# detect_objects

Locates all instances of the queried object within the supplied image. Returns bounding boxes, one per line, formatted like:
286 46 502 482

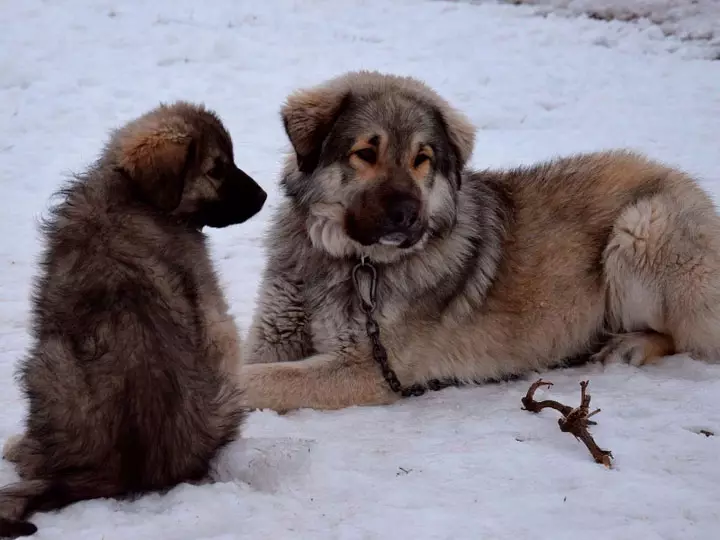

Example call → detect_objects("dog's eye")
414 154 430 168
207 159 225 179
354 148 377 165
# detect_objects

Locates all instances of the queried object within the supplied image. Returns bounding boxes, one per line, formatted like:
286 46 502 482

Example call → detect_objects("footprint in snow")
210 437 316 493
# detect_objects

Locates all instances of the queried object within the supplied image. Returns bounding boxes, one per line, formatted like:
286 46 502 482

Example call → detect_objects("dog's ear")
441 107 475 169
116 128 196 211
433 106 475 189
281 86 350 174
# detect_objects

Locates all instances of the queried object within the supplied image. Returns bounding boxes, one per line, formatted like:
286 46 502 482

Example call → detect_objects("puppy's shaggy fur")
0 102 267 537
242 70 720 412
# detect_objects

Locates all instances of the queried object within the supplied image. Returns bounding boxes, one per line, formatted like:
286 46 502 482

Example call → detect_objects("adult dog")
242 70 720 412
0 102 267 537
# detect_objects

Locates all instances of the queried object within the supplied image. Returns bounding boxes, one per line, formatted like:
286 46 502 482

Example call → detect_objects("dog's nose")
257 187 268 206
386 197 420 229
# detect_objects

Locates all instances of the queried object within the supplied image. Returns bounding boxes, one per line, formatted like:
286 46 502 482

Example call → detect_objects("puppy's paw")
3 434 25 462
593 332 674 367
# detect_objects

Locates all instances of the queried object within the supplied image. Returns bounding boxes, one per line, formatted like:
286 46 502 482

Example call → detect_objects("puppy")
241 70 720 412
0 101 267 537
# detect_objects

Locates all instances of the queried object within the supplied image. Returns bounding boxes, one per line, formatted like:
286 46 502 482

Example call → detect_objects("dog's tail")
0 474 121 538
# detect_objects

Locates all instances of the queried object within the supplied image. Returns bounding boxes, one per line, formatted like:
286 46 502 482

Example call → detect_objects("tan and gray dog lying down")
0 102 267 537
242 70 720 412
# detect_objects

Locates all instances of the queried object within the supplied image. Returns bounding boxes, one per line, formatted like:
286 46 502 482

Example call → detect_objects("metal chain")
352 256 456 398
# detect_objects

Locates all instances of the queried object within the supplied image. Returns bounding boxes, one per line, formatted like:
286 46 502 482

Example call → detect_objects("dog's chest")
303 263 406 354
305 271 361 353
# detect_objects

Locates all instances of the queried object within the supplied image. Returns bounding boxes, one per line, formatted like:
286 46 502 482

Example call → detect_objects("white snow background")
477 0 720 59
1 0 719 538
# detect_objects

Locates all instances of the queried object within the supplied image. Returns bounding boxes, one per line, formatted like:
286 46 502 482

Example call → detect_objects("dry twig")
522 379 613 468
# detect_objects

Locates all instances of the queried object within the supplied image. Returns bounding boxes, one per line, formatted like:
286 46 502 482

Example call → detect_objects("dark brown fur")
0 102 267 537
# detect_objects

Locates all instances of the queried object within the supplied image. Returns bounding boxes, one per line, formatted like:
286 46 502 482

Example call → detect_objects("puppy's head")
280 71 475 261
110 101 267 229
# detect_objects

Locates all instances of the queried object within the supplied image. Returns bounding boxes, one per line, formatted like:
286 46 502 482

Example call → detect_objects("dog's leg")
592 331 675 366
2 435 43 480
207 314 243 377
244 274 313 365
199 283 246 377
2 435 25 464
239 353 398 411
604 193 720 364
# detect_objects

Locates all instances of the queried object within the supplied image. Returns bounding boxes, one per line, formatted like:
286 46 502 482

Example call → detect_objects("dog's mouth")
377 228 426 249
344 189 427 250
378 232 408 246
190 192 266 229
193 175 267 229
345 219 427 250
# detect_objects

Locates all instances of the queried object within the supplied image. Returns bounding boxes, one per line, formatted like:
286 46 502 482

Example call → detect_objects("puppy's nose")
386 197 420 229
257 187 268 206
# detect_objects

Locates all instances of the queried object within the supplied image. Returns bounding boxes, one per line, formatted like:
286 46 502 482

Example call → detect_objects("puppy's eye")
354 148 377 165
207 159 225 179
414 154 430 168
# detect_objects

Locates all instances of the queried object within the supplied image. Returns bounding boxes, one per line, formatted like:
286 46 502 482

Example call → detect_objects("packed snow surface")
1 0 719 538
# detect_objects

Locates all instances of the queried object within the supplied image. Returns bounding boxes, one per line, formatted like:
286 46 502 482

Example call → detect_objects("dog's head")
110 101 267 229
280 71 475 261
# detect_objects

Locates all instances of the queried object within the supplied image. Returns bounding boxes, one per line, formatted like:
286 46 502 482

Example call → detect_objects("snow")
464 0 720 59
1 0 719 538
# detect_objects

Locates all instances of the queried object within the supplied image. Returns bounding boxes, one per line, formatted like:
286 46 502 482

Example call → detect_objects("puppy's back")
0 102 251 537
25 172 239 479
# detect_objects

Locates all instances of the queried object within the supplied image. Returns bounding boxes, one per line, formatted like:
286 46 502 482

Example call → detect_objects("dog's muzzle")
345 188 426 249
196 165 267 229
377 196 425 248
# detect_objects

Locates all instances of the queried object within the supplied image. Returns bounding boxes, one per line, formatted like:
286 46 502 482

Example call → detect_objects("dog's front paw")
2 434 25 462
592 332 674 367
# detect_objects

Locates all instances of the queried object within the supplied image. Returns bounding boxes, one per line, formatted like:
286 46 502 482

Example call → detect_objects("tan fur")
281 70 475 173
117 126 191 175
347 131 435 187
282 86 349 159
242 71 720 412
284 70 478 165
2 436 25 466
0 102 266 537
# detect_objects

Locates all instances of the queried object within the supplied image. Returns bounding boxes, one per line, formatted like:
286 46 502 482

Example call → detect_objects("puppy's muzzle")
197 165 267 229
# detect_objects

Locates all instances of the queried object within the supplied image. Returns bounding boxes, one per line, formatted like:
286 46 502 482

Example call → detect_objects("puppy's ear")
281 85 350 174
117 129 196 211
433 106 475 189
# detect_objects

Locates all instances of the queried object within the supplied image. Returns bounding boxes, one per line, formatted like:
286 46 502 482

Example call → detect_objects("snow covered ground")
1 0 719 538
477 0 720 59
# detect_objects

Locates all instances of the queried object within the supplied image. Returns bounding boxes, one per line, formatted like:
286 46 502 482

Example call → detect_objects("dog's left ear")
117 129 196 212
281 85 350 174
433 106 475 188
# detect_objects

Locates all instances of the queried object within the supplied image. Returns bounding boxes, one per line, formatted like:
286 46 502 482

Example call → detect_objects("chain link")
352 256 454 398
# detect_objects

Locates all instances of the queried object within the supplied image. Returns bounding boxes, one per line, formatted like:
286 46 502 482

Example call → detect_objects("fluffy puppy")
0 101 267 537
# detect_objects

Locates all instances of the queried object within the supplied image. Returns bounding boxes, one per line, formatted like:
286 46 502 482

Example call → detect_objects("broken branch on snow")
522 379 613 468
